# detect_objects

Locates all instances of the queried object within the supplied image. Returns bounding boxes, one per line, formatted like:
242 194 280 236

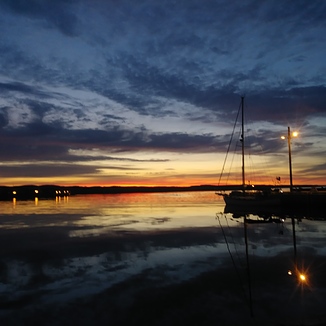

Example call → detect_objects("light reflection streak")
0 192 224 231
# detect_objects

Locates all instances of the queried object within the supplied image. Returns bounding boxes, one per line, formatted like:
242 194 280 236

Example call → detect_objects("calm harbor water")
1 191 326 325
1 191 223 231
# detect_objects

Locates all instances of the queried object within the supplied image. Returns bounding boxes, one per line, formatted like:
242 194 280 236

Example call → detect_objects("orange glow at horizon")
3 174 326 188
1 153 326 187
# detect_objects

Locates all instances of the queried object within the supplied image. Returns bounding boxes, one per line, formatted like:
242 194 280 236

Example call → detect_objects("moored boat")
219 97 281 209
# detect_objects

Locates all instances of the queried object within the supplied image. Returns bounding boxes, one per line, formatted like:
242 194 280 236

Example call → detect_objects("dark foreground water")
0 192 325 325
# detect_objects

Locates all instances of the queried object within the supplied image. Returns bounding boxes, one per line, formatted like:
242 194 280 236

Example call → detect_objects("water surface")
1 191 325 325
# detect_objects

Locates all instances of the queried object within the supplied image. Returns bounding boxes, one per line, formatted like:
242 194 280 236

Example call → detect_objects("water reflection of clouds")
150 217 171 225
217 214 326 259
1 242 225 305
1 193 326 324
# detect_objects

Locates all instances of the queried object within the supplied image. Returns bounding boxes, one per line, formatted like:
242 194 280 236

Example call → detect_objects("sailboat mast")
240 96 254 317
241 96 245 192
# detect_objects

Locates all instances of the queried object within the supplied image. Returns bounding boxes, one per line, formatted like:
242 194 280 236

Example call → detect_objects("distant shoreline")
1 184 325 200
0 184 219 200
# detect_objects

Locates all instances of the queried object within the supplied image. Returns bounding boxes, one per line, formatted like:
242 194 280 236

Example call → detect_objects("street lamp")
281 126 299 270
281 126 298 192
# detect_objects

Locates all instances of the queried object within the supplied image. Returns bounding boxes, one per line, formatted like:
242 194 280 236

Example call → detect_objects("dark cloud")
0 81 53 100
240 86 326 123
261 0 326 26
0 163 97 178
0 117 222 162
0 107 9 127
1 1 325 115
301 163 326 175
0 0 79 36
0 81 38 94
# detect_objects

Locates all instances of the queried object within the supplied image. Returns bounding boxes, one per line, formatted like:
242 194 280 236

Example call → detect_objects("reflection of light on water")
287 270 307 284
63 192 224 236
1 192 326 257
296 265 310 286
287 260 313 291
0 191 223 215
0 191 223 231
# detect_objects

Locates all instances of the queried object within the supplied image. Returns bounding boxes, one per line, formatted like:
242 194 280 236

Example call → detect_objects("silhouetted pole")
240 96 253 316
244 216 254 317
241 96 245 193
287 126 297 268
287 126 293 193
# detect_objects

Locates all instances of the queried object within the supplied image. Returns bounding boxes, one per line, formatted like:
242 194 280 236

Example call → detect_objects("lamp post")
288 127 293 192
281 127 298 192
281 127 299 270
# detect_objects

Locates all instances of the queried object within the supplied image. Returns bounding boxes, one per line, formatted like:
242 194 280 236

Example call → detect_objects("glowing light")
35 189 39 194
287 270 292 276
299 273 306 282
281 131 298 139
12 191 17 195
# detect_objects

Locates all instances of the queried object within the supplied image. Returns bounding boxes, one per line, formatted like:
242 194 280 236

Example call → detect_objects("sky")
0 0 326 187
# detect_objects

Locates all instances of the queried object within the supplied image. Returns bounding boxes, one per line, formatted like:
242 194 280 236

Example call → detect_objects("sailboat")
220 97 281 211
